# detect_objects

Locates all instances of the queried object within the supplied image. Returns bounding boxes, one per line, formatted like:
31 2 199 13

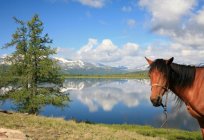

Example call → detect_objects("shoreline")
0 112 201 140
63 74 148 79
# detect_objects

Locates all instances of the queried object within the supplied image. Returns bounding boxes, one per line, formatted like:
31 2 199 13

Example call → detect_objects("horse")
145 57 204 138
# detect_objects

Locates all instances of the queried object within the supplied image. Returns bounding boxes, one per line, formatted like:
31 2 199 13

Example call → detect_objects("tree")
0 64 10 88
1 14 69 114
2 17 29 89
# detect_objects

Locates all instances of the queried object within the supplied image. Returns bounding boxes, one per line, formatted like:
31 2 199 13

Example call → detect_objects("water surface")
0 78 199 131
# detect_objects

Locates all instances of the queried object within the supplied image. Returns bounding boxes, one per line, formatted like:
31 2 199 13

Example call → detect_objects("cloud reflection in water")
63 79 151 112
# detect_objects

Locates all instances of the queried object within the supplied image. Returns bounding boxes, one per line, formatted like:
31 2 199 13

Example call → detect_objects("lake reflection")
0 79 200 131
64 79 150 112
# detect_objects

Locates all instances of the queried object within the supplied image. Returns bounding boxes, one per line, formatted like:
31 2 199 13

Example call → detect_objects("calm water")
0 78 199 131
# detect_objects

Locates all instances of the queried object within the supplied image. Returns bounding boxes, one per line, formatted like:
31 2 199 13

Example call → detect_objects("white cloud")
75 38 142 68
45 0 108 8
195 8 204 26
77 38 120 63
138 0 197 36
78 38 98 53
139 0 196 23
122 6 132 12
137 0 204 65
97 39 117 52
122 43 139 56
78 0 106 8
143 41 204 65
127 19 136 28
173 32 204 47
58 35 204 68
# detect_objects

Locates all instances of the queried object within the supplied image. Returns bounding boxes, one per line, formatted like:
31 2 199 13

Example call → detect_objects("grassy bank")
63 72 148 79
0 112 201 140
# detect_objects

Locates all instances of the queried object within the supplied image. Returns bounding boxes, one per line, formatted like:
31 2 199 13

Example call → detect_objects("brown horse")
145 57 204 138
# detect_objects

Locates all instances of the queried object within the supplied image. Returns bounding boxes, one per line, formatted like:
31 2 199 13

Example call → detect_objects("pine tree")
3 17 29 89
1 14 69 114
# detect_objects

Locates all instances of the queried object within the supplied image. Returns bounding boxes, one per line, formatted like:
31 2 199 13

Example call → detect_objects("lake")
0 78 199 131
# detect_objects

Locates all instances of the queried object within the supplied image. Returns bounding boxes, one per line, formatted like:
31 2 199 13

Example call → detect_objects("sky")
1 0 204 69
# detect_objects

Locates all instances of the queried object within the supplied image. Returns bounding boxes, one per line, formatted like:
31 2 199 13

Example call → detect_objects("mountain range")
0 57 6 65
54 57 129 75
2 56 204 75
0 56 133 75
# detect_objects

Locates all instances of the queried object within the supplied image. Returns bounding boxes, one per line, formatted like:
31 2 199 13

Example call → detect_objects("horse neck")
169 86 190 104
168 64 196 104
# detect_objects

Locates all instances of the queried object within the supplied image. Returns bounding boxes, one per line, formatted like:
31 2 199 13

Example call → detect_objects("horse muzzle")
150 96 162 107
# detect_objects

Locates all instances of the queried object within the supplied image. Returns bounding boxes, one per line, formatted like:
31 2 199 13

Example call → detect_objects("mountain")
0 57 10 65
0 56 130 75
0 57 5 64
134 64 149 71
54 57 128 75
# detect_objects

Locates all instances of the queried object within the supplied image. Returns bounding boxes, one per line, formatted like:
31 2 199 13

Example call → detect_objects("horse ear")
145 57 153 65
166 57 174 64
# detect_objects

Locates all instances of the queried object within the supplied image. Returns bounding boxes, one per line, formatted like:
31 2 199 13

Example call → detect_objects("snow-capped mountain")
0 56 133 75
0 57 9 65
134 64 149 71
55 57 86 69
0 57 4 64
54 57 129 75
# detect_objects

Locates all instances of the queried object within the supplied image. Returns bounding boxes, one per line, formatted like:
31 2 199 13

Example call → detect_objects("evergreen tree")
0 64 10 88
1 14 69 114
3 17 29 89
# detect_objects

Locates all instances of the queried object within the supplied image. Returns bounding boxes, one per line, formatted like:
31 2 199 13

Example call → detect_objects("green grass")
63 72 149 79
0 112 202 140
102 124 202 140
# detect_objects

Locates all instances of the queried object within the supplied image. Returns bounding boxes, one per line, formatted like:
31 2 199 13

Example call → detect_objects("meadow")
0 112 201 140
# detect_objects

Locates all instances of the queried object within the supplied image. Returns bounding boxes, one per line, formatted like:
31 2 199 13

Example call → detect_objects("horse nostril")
150 96 162 107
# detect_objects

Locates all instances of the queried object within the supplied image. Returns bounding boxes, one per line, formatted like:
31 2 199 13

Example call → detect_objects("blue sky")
1 0 204 68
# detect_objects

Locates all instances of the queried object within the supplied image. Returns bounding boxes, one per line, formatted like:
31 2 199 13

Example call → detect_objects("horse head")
145 57 174 107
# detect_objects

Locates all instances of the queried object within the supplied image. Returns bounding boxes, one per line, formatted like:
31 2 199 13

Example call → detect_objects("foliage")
3 15 63 90
0 65 11 88
1 14 69 114
1 89 69 114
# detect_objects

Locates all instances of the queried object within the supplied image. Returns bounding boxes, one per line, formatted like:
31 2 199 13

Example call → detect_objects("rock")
0 128 27 140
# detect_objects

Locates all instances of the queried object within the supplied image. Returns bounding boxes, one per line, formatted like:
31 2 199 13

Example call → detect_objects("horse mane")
169 63 196 88
149 59 196 107
169 63 196 107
